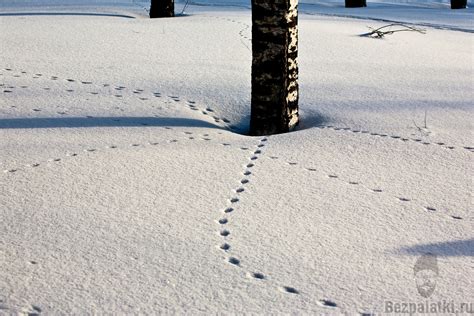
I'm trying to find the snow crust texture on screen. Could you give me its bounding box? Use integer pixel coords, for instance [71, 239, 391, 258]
[1, 0, 473, 314]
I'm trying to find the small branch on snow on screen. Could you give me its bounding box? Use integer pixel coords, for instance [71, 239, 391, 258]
[413, 110, 431, 137]
[361, 23, 426, 38]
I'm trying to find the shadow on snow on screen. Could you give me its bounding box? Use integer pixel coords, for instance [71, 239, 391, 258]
[0, 12, 136, 19]
[398, 238, 474, 257]
[0, 116, 222, 129]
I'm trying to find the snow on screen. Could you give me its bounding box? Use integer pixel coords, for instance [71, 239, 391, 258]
[1, 0, 473, 314]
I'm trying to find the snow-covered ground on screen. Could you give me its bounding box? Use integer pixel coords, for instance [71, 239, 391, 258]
[1, 0, 473, 314]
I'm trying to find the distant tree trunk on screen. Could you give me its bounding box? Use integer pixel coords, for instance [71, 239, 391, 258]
[250, 0, 299, 136]
[451, 0, 467, 9]
[345, 0, 367, 8]
[150, 0, 174, 18]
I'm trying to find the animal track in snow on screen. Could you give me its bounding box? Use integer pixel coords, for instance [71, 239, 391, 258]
[224, 207, 234, 213]
[228, 257, 241, 266]
[230, 197, 239, 203]
[318, 299, 337, 307]
[281, 286, 299, 294]
[210, 135, 300, 295]
[3, 69, 234, 131]
[218, 218, 228, 225]
[319, 125, 471, 152]
[250, 272, 265, 280]
[220, 243, 231, 251]
[268, 154, 452, 219]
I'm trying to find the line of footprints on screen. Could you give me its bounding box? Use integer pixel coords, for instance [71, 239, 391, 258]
[265, 155, 465, 221]
[215, 137, 339, 308]
[217, 138, 300, 292]
[1, 130, 241, 175]
[316, 126, 473, 153]
[208, 15, 251, 42]
[0, 69, 234, 128]
[3, 68, 472, 152]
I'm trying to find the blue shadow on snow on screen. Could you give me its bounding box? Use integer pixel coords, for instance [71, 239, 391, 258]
[398, 238, 474, 257]
[0, 117, 221, 129]
[0, 12, 136, 19]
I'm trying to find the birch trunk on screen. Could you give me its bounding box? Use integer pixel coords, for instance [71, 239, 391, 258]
[345, 0, 367, 8]
[150, 0, 174, 18]
[250, 0, 299, 136]
[451, 0, 467, 9]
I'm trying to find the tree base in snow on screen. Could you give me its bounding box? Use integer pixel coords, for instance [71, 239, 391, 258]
[451, 0, 467, 9]
[150, 0, 175, 18]
[345, 0, 367, 8]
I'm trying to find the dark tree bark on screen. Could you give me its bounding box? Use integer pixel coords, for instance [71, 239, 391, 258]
[451, 0, 467, 9]
[250, 0, 299, 136]
[345, 0, 367, 8]
[150, 0, 174, 18]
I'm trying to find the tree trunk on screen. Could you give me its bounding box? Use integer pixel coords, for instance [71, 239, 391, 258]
[345, 0, 367, 8]
[250, 0, 299, 136]
[150, 0, 174, 18]
[451, 0, 467, 9]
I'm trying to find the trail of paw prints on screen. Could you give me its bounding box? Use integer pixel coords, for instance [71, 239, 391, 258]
[173, 98, 235, 131]
[1, 130, 242, 176]
[273, 158, 466, 221]
[206, 15, 251, 50]
[317, 125, 473, 153]
[2, 68, 236, 131]
[0, 130, 196, 175]
[215, 137, 314, 299]
[2, 69, 148, 100]
[0, 295, 42, 316]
